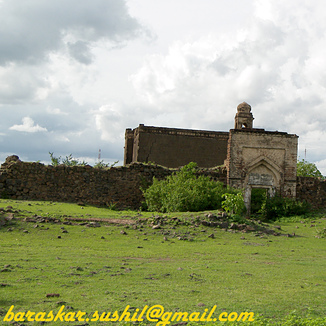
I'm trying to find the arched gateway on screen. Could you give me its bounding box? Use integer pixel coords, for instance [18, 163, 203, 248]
[226, 105, 298, 215]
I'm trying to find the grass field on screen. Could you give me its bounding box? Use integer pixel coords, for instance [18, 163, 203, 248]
[0, 199, 326, 325]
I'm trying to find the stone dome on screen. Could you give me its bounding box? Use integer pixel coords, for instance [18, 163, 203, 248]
[237, 102, 251, 113]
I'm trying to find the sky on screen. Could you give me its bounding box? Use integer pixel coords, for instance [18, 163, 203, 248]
[1, 0, 326, 173]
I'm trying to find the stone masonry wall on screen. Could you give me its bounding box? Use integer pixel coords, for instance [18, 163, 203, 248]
[0, 156, 227, 210]
[1, 156, 325, 210]
[296, 176, 326, 209]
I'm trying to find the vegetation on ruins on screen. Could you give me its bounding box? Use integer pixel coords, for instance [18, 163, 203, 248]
[49, 152, 118, 168]
[49, 152, 89, 167]
[297, 159, 324, 179]
[142, 162, 241, 212]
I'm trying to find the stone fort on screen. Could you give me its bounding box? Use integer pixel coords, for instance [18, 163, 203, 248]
[124, 102, 298, 211]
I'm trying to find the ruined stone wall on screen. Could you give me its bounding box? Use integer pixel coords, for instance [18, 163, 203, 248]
[123, 129, 134, 165]
[296, 176, 326, 209]
[1, 156, 326, 210]
[125, 124, 229, 168]
[0, 156, 227, 210]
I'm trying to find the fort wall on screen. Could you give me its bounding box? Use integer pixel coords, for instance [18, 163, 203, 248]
[296, 176, 326, 209]
[0, 156, 226, 210]
[0, 156, 325, 210]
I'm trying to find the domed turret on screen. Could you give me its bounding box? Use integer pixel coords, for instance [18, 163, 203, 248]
[234, 102, 254, 129]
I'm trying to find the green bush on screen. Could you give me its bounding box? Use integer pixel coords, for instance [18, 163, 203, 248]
[258, 193, 310, 221]
[142, 162, 229, 212]
[250, 188, 267, 214]
[221, 192, 246, 215]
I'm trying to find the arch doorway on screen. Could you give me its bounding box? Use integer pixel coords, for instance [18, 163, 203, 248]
[243, 157, 282, 216]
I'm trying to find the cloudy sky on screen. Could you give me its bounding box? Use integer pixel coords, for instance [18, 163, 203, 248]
[1, 0, 326, 173]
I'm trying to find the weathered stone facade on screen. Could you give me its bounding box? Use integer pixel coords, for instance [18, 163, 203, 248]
[226, 128, 298, 212]
[125, 102, 299, 212]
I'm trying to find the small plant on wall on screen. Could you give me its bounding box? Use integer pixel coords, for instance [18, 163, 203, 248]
[49, 152, 88, 166]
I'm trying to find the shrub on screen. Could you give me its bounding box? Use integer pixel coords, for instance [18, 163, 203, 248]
[142, 162, 228, 212]
[221, 192, 246, 215]
[94, 160, 119, 169]
[250, 188, 267, 214]
[49, 152, 117, 168]
[258, 193, 310, 221]
[49, 152, 88, 166]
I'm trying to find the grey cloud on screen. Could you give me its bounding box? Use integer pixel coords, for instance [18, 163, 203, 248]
[210, 58, 232, 76]
[0, 0, 144, 65]
[0, 64, 47, 103]
[67, 41, 93, 65]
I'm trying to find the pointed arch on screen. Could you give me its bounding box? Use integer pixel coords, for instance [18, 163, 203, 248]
[246, 155, 282, 186]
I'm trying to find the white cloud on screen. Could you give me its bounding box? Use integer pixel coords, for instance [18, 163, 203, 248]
[130, 0, 326, 138]
[54, 135, 70, 143]
[9, 117, 47, 133]
[315, 159, 326, 176]
[94, 105, 125, 142]
[46, 107, 68, 115]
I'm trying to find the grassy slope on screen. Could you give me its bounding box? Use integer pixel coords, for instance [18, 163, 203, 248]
[0, 199, 326, 325]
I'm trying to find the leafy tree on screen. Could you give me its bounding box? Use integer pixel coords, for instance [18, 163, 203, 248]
[297, 159, 324, 179]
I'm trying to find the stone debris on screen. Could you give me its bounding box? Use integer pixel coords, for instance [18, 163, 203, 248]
[46, 293, 60, 298]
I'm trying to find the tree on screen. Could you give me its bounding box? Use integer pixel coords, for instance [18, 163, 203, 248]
[297, 159, 324, 179]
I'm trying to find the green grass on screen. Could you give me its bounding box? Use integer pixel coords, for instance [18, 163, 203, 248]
[0, 199, 326, 325]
